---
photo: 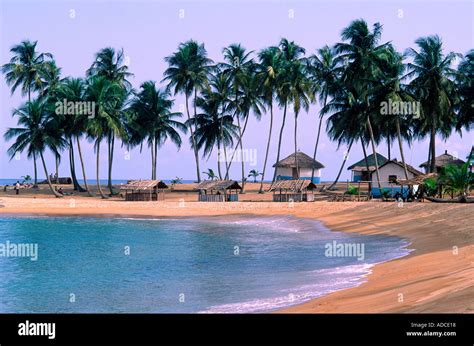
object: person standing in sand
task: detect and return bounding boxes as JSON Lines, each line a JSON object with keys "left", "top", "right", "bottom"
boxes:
{"left": 15, "top": 181, "right": 20, "bottom": 195}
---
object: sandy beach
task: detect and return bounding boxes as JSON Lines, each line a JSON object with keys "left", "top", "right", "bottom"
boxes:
{"left": 0, "top": 183, "right": 472, "bottom": 313}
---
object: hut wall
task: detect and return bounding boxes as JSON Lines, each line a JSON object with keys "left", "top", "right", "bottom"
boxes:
{"left": 198, "top": 193, "right": 239, "bottom": 202}
{"left": 273, "top": 193, "right": 313, "bottom": 202}
{"left": 275, "top": 167, "right": 321, "bottom": 183}
{"left": 125, "top": 192, "right": 165, "bottom": 201}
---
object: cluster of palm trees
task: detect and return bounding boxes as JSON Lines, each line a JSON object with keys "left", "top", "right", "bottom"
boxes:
{"left": 2, "top": 19, "right": 472, "bottom": 198}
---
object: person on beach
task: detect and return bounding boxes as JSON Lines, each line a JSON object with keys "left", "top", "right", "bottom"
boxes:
{"left": 15, "top": 181, "right": 20, "bottom": 195}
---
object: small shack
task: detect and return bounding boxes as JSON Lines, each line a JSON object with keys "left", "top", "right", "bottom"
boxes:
{"left": 347, "top": 153, "right": 388, "bottom": 182}
{"left": 269, "top": 179, "right": 317, "bottom": 202}
{"left": 273, "top": 151, "right": 324, "bottom": 183}
{"left": 196, "top": 180, "right": 242, "bottom": 202}
{"left": 397, "top": 173, "right": 438, "bottom": 201}
{"left": 120, "top": 180, "right": 168, "bottom": 201}
{"left": 419, "top": 150, "right": 466, "bottom": 174}
{"left": 370, "top": 160, "right": 423, "bottom": 198}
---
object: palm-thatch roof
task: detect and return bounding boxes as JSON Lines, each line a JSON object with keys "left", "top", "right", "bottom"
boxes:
{"left": 378, "top": 160, "right": 424, "bottom": 176}
{"left": 120, "top": 180, "right": 168, "bottom": 191}
{"left": 273, "top": 152, "right": 324, "bottom": 169}
{"left": 269, "top": 179, "right": 317, "bottom": 192}
{"left": 347, "top": 153, "right": 388, "bottom": 171}
{"left": 419, "top": 150, "right": 466, "bottom": 169}
{"left": 397, "top": 173, "right": 438, "bottom": 185}
{"left": 196, "top": 180, "right": 242, "bottom": 191}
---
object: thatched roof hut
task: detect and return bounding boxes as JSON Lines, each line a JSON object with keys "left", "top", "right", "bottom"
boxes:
{"left": 419, "top": 150, "right": 466, "bottom": 173}
{"left": 269, "top": 179, "right": 316, "bottom": 202}
{"left": 196, "top": 180, "right": 242, "bottom": 202}
{"left": 120, "top": 180, "right": 168, "bottom": 201}
{"left": 273, "top": 151, "right": 325, "bottom": 183}
{"left": 396, "top": 173, "right": 438, "bottom": 186}
{"left": 347, "top": 153, "right": 388, "bottom": 182}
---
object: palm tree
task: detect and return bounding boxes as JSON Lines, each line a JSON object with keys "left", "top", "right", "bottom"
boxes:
{"left": 367, "top": 45, "right": 415, "bottom": 180}
{"left": 127, "top": 81, "right": 186, "bottom": 179}
{"left": 202, "top": 168, "right": 217, "bottom": 180}
{"left": 456, "top": 50, "right": 473, "bottom": 132}
{"left": 163, "top": 40, "right": 214, "bottom": 183}
{"left": 55, "top": 77, "right": 92, "bottom": 195}
{"left": 87, "top": 47, "right": 133, "bottom": 194}
{"left": 220, "top": 44, "right": 262, "bottom": 190}
{"left": 272, "top": 39, "right": 306, "bottom": 182}
{"left": 85, "top": 76, "right": 126, "bottom": 198}
{"left": 307, "top": 45, "right": 339, "bottom": 182}
{"left": 191, "top": 76, "right": 239, "bottom": 180}
{"left": 405, "top": 35, "right": 459, "bottom": 173}
{"left": 2, "top": 40, "right": 53, "bottom": 186}
{"left": 248, "top": 169, "right": 262, "bottom": 182}
{"left": 256, "top": 47, "right": 281, "bottom": 192}
{"left": 334, "top": 19, "right": 393, "bottom": 191}
{"left": 4, "top": 98, "right": 66, "bottom": 197}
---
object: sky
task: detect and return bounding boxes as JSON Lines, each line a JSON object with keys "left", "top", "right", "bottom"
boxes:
{"left": 0, "top": 0, "right": 473, "bottom": 181}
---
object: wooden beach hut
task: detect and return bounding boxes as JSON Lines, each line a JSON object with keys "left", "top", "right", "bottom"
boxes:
{"left": 196, "top": 180, "right": 242, "bottom": 202}
{"left": 120, "top": 180, "right": 168, "bottom": 201}
{"left": 273, "top": 151, "right": 324, "bottom": 183}
{"left": 269, "top": 179, "right": 317, "bottom": 202}
{"left": 397, "top": 172, "right": 438, "bottom": 201}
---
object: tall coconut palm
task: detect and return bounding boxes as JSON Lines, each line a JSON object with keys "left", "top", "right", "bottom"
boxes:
{"left": 127, "top": 81, "right": 186, "bottom": 179}
{"left": 279, "top": 39, "right": 312, "bottom": 179}
{"left": 307, "top": 45, "right": 339, "bottom": 182}
{"left": 219, "top": 44, "right": 258, "bottom": 189}
{"left": 55, "top": 77, "right": 91, "bottom": 194}
{"left": 334, "top": 19, "right": 393, "bottom": 191}
{"left": 371, "top": 46, "right": 415, "bottom": 179}
{"left": 1, "top": 40, "right": 53, "bottom": 186}
{"left": 271, "top": 39, "right": 307, "bottom": 182}
{"left": 163, "top": 40, "right": 214, "bottom": 183}
{"left": 4, "top": 98, "right": 66, "bottom": 197}
{"left": 256, "top": 47, "right": 281, "bottom": 192}
{"left": 405, "top": 35, "right": 460, "bottom": 173}
{"left": 192, "top": 87, "right": 239, "bottom": 179}
{"left": 87, "top": 47, "right": 133, "bottom": 194}
{"left": 456, "top": 50, "right": 473, "bottom": 132}
{"left": 85, "top": 76, "right": 125, "bottom": 198}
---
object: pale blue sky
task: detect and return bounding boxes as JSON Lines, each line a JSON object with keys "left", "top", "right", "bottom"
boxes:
{"left": 0, "top": 0, "right": 472, "bottom": 181}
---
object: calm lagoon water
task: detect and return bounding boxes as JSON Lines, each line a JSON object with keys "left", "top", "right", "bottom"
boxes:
{"left": 0, "top": 215, "right": 411, "bottom": 313}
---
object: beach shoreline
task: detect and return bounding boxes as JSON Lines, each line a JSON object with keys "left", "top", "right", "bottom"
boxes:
{"left": 0, "top": 192, "right": 472, "bottom": 313}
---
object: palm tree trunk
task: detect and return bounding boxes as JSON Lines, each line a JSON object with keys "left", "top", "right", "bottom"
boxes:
{"left": 55, "top": 154, "right": 59, "bottom": 180}
{"left": 107, "top": 133, "right": 115, "bottom": 195}
{"left": 311, "top": 96, "right": 326, "bottom": 182}
{"left": 259, "top": 102, "right": 274, "bottom": 193}
{"left": 367, "top": 116, "right": 382, "bottom": 191}
{"left": 69, "top": 137, "right": 85, "bottom": 192}
{"left": 217, "top": 134, "right": 223, "bottom": 180}
{"left": 151, "top": 138, "right": 155, "bottom": 180}
{"left": 39, "top": 152, "right": 63, "bottom": 198}
{"left": 272, "top": 102, "right": 288, "bottom": 183}
{"left": 154, "top": 137, "right": 158, "bottom": 179}
{"left": 96, "top": 140, "right": 108, "bottom": 199}
{"left": 76, "top": 137, "right": 92, "bottom": 196}
{"left": 32, "top": 151, "right": 38, "bottom": 187}
{"left": 236, "top": 114, "right": 246, "bottom": 192}
{"left": 396, "top": 117, "right": 409, "bottom": 180}
{"left": 185, "top": 94, "right": 201, "bottom": 182}
{"left": 429, "top": 114, "right": 437, "bottom": 173}
{"left": 224, "top": 145, "right": 229, "bottom": 179}
{"left": 328, "top": 139, "right": 354, "bottom": 190}
{"left": 294, "top": 113, "right": 299, "bottom": 179}
{"left": 387, "top": 137, "right": 391, "bottom": 160}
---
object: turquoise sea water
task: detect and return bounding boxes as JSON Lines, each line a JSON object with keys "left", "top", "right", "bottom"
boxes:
{"left": 0, "top": 215, "right": 411, "bottom": 313}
